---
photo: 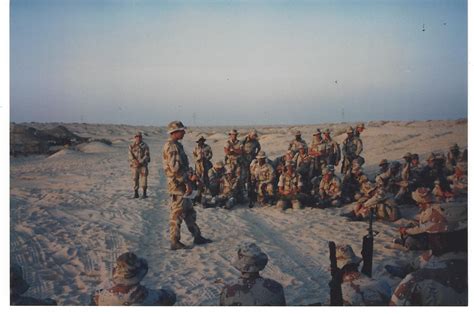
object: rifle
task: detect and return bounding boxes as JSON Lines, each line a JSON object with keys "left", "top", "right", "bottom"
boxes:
{"left": 328, "top": 241, "right": 343, "bottom": 306}
{"left": 248, "top": 179, "right": 257, "bottom": 208}
{"left": 361, "top": 208, "right": 377, "bottom": 277}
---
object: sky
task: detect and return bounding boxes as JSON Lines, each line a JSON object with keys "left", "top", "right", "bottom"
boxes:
{"left": 10, "top": 0, "right": 468, "bottom": 126}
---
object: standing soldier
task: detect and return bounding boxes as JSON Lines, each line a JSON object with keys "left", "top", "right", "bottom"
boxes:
{"left": 446, "top": 143, "right": 461, "bottom": 174}
{"left": 309, "top": 129, "right": 326, "bottom": 177}
{"left": 277, "top": 160, "right": 304, "bottom": 210}
{"left": 193, "top": 136, "right": 213, "bottom": 187}
{"left": 288, "top": 130, "right": 308, "bottom": 155}
{"left": 241, "top": 129, "right": 261, "bottom": 194}
{"left": 128, "top": 132, "right": 150, "bottom": 199}
{"left": 251, "top": 151, "right": 276, "bottom": 206}
{"left": 322, "top": 129, "right": 341, "bottom": 167}
{"left": 162, "top": 121, "right": 212, "bottom": 250}
{"left": 220, "top": 243, "right": 286, "bottom": 306}
{"left": 341, "top": 127, "right": 363, "bottom": 175}
{"left": 224, "top": 129, "right": 243, "bottom": 174}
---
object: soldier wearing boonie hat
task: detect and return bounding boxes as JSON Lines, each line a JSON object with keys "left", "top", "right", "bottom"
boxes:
{"left": 241, "top": 129, "right": 261, "bottom": 198}
{"left": 288, "top": 130, "right": 308, "bottom": 155}
{"left": 128, "top": 131, "right": 151, "bottom": 199}
{"left": 220, "top": 243, "right": 286, "bottom": 306}
{"left": 334, "top": 244, "right": 391, "bottom": 305}
{"left": 321, "top": 128, "right": 341, "bottom": 169}
{"left": 193, "top": 135, "right": 213, "bottom": 188}
{"left": 317, "top": 165, "right": 342, "bottom": 208}
{"left": 250, "top": 151, "right": 276, "bottom": 206}
{"left": 276, "top": 159, "right": 303, "bottom": 210}
{"left": 341, "top": 126, "right": 363, "bottom": 175}
{"left": 224, "top": 129, "right": 243, "bottom": 174}
{"left": 390, "top": 205, "right": 467, "bottom": 305}
{"left": 92, "top": 252, "right": 176, "bottom": 306}
{"left": 162, "top": 121, "right": 212, "bottom": 250}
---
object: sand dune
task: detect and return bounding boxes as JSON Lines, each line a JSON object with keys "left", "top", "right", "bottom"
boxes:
{"left": 10, "top": 120, "right": 467, "bottom": 305}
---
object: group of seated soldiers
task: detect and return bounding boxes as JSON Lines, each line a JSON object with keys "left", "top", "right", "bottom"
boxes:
{"left": 191, "top": 127, "right": 467, "bottom": 217}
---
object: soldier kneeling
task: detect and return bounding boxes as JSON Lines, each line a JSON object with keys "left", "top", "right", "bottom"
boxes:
{"left": 317, "top": 165, "right": 342, "bottom": 208}
{"left": 276, "top": 160, "right": 304, "bottom": 210}
{"left": 215, "top": 166, "right": 243, "bottom": 210}
{"left": 220, "top": 243, "right": 286, "bottom": 306}
{"left": 91, "top": 252, "right": 176, "bottom": 306}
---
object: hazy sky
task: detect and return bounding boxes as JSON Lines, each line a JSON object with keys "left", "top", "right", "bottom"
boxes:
{"left": 10, "top": 0, "right": 467, "bottom": 126}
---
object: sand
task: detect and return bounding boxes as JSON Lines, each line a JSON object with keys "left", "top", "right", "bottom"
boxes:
{"left": 10, "top": 120, "right": 467, "bottom": 305}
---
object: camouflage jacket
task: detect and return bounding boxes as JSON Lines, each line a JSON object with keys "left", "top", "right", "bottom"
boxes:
{"left": 288, "top": 139, "right": 308, "bottom": 154}
{"left": 309, "top": 137, "right": 326, "bottom": 156}
{"left": 390, "top": 252, "right": 467, "bottom": 305}
{"left": 193, "top": 144, "right": 213, "bottom": 163}
{"left": 319, "top": 176, "right": 342, "bottom": 198}
{"left": 220, "top": 274, "right": 286, "bottom": 306}
{"left": 322, "top": 138, "right": 341, "bottom": 161}
{"left": 241, "top": 137, "right": 261, "bottom": 162}
{"left": 92, "top": 284, "right": 176, "bottom": 306}
{"left": 162, "top": 139, "right": 190, "bottom": 195}
{"left": 340, "top": 271, "right": 391, "bottom": 306}
{"left": 225, "top": 139, "right": 243, "bottom": 161}
{"left": 342, "top": 137, "right": 363, "bottom": 158}
{"left": 252, "top": 163, "right": 275, "bottom": 184}
{"left": 128, "top": 141, "right": 150, "bottom": 168}
{"left": 293, "top": 152, "right": 313, "bottom": 170}
{"left": 447, "top": 174, "right": 468, "bottom": 195}
{"left": 208, "top": 167, "right": 225, "bottom": 186}
{"left": 278, "top": 172, "right": 303, "bottom": 193}
{"left": 220, "top": 175, "right": 240, "bottom": 197}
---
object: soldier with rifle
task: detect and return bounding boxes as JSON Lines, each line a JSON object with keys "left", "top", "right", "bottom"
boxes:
{"left": 128, "top": 132, "right": 150, "bottom": 199}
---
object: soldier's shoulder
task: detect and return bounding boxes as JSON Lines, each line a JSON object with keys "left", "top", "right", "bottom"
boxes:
{"left": 163, "top": 140, "right": 178, "bottom": 152}
{"left": 261, "top": 278, "right": 284, "bottom": 294}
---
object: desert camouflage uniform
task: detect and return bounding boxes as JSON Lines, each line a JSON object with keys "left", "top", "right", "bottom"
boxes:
{"left": 241, "top": 135, "right": 261, "bottom": 185}
{"left": 341, "top": 271, "right": 392, "bottom": 306}
{"left": 318, "top": 175, "right": 342, "bottom": 207}
{"left": 321, "top": 136, "right": 341, "bottom": 167}
{"left": 162, "top": 138, "right": 202, "bottom": 244}
{"left": 447, "top": 173, "right": 467, "bottom": 196}
{"left": 309, "top": 134, "right": 327, "bottom": 176}
{"left": 277, "top": 172, "right": 303, "bottom": 209}
{"left": 390, "top": 252, "right": 467, "bottom": 305}
{"left": 208, "top": 164, "right": 226, "bottom": 196}
{"left": 225, "top": 138, "right": 243, "bottom": 172}
{"left": 252, "top": 162, "right": 275, "bottom": 203}
{"left": 341, "top": 135, "right": 363, "bottom": 175}
{"left": 288, "top": 138, "right": 308, "bottom": 155}
{"left": 128, "top": 141, "right": 150, "bottom": 191}
{"left": 193, "top": 143, "right": 213, "bottom": 185}
{"left": 216, "top": 170, "right": 242, "bottom": 209}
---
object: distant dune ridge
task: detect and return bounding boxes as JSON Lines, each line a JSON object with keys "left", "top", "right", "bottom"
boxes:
{"left": 10, "top": 120, "right": 467, "bottom": 305}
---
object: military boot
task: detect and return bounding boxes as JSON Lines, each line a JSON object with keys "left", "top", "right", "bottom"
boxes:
{"left": 134, "top": 190, "right": 139, "bottom": 198}
{"left": 142, "top": 188, "right": 147, "bottom": 199}
{"left": 170, "top": 241, "right": 187, "bottom": 250}
{"left": 194, "top": 235, "right": 213, "bottom": 245}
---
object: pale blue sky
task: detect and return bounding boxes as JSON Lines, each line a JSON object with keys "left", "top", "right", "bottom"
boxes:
{"left": 10, "top": 0, "right": 467, "bottom": 126}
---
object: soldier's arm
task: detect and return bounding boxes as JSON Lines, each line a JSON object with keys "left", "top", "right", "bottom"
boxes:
{"left": 355, "top": 139, "right": 363, "bottom": 156}
{"left": 206, "top": 146, "right": 213, "bottom": 160}
{"left": 140, "top": 144, "right": 151, "bottom": 165}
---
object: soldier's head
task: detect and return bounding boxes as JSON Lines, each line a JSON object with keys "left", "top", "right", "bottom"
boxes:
{"left": 134, "top": 132, "right": 143, "bottom": 144}
{"left": 299, "top": 146, "right": 307, "bottom": 155}
{"left": 379, "top": 159, "right": 389, "bottom": 171}
{"left": 168, "top": 121, "right": 186, "bottom": 140}
{"left": 256, "top": 151, "right": 267, "bottom": 165}
{"left": 231, "top": 242, "right": 268, "bottom": 274}
{"left": 450, "top": 143, "right": 460, "bottom": 154}
{"left": 196, "top": 136, "right": 206, "bottom": 145}
{"left": 345, "top": 127, "right": 354, "bottom": 138}
{"left": 112, "top": 252, "right": 148, "bottom": 287}
{"left": 285, "top": 150, "right": 294, "bottom": 161}
{"left": 358, "top": 175, "right": 369, "bottom": 183}
{"left": 411, "top": 187, "right": 433, "bottom": 208}
{"left": 228, "top": 129, "right": 238, "bottom": 140}
{"left": 295, "top": 130, "right": 302, "bottom": 140}
{"left": 335, "top": 244, "right": 362, "bottom": 271}
{"left": 313, "top": 129, "right": 322, "bottom": 140}
{"left": 285, "top": 160, "right": 296, "bottom": 173}
{"left": 323, "top": 128, "right": 331, "bottom": 139}
{"left": 322, "top": 165, "right": 334, "bottom": 179}
{"left": 426, "top": 153, "right": 436, "bottom": 167}
{"left": 411, "top": 153, "right": 419, "bottom": 166}
{"left": 403, "top": 152, "right": 412, "bottom": 163}
{"left": 356, "top": 123, "right": 365, "bottom": 134}
{"left": 249, "top": 129, "right": 258, "bottom": 140}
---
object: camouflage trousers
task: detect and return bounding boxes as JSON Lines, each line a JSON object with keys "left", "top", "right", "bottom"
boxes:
{"left": 257, "top": 182, "right": 274, "bottom": 203}
{"left": 169, "top": 194, "right": 201, "bottom": 243}
{"left": 277, "top": 195, "right": 303, "bottom": 210}
{"left": 131, "top": 166, "right": 148, "bottom": 191}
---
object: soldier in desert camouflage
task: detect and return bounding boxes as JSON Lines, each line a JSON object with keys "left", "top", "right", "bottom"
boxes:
{"left": 354, "top": 123, "right": 365, "bottom": 138}
{"left": 447, "top": 162, "right": 467, "bottom": 197}
{"left": 341, "top": 127, "right": 363, "bottom": 175}
{"left": 91, "top": 252, "right": 176, "bottom": 306}
{"left": 220, "top": 243, "right": 286, "bottom": 306}
{"left": 390, "top": 205, "right": 467, "bottom": 305}
{"left": 215, "top": 165, "right": 243, "bottom": 210}
{"left": 446, "top": 143, "right": 462, "bottom": 174}
{"left": 321, "top": 128, "right": 341, "bottom": 167}
{"left": 288, "top": 130, "right": 308, "bottom": 155}
{"left": 334, "top": 244, "right": 391, "bottom": 305}
{"left": 317, "top": 165, "right": 342, "bottom": 208}
{"left": 241, "top": 129, "right": 261, "bottom": 194}
{"left": 251, "top": 151, "right": 276, "bottom": 206}
{"left": 162, "top": 121, "right": 212, "bottom": 250}
{"left": 128, "top": 132, "right": 150, "bottom": 199}
{"left": 192, "top": 136, "right": 213, "bottom": 187}
{"left": 309, "top": 129, "right": 326, "bottom": 177}
{"left": 276, "top": 160, "right": 304, "bottom": 210}
{"left": 224, "top": 129, "right": 243, "bottom": 174}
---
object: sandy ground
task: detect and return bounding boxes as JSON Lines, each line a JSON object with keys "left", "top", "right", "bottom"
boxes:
{"left": 10, "top": 120, "right": 467, "bottom": 305}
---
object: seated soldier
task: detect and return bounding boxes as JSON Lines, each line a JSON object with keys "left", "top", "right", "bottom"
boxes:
{"left": 341, "top": 160, "right": 364, "bottom": 203}
{"left": 317, "top": 165, "right": 342, "bottom": 208}
{"left": 390, "top": 206, "right": 467, "bottom": 305}
{"left": 276, "top": 160, "right": 304, "bottom": 210}
{"left": 91, "top": 252, "right": 176, "bottom": 306}
{"left": 207, "top": 161, "right": 225, "bottom": 197}
{"left": 215, "top": 166, "right": 243, "bottom": 210}
{"left": 11, "top": 263, "right": 57, "bottom": 305}
{"left": 344, "top": 188, "right": 400, "bottom": 222}
{"left": 293, "top": 146, "right": 314, "bottom": 193}
{"left": 220, "top": 243, "right": 286, "bottom": 306}
{"left": 432, "top": 179, "right": 454, "bottom": 203}
{"left": 334, "top": 245, "right": 391, "bottom": 306}
{"left": 447, "top": 162, "right": 467, "bottom": 197}
{"left": 251, "top": 151, "right": 276, "bottom": 206}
